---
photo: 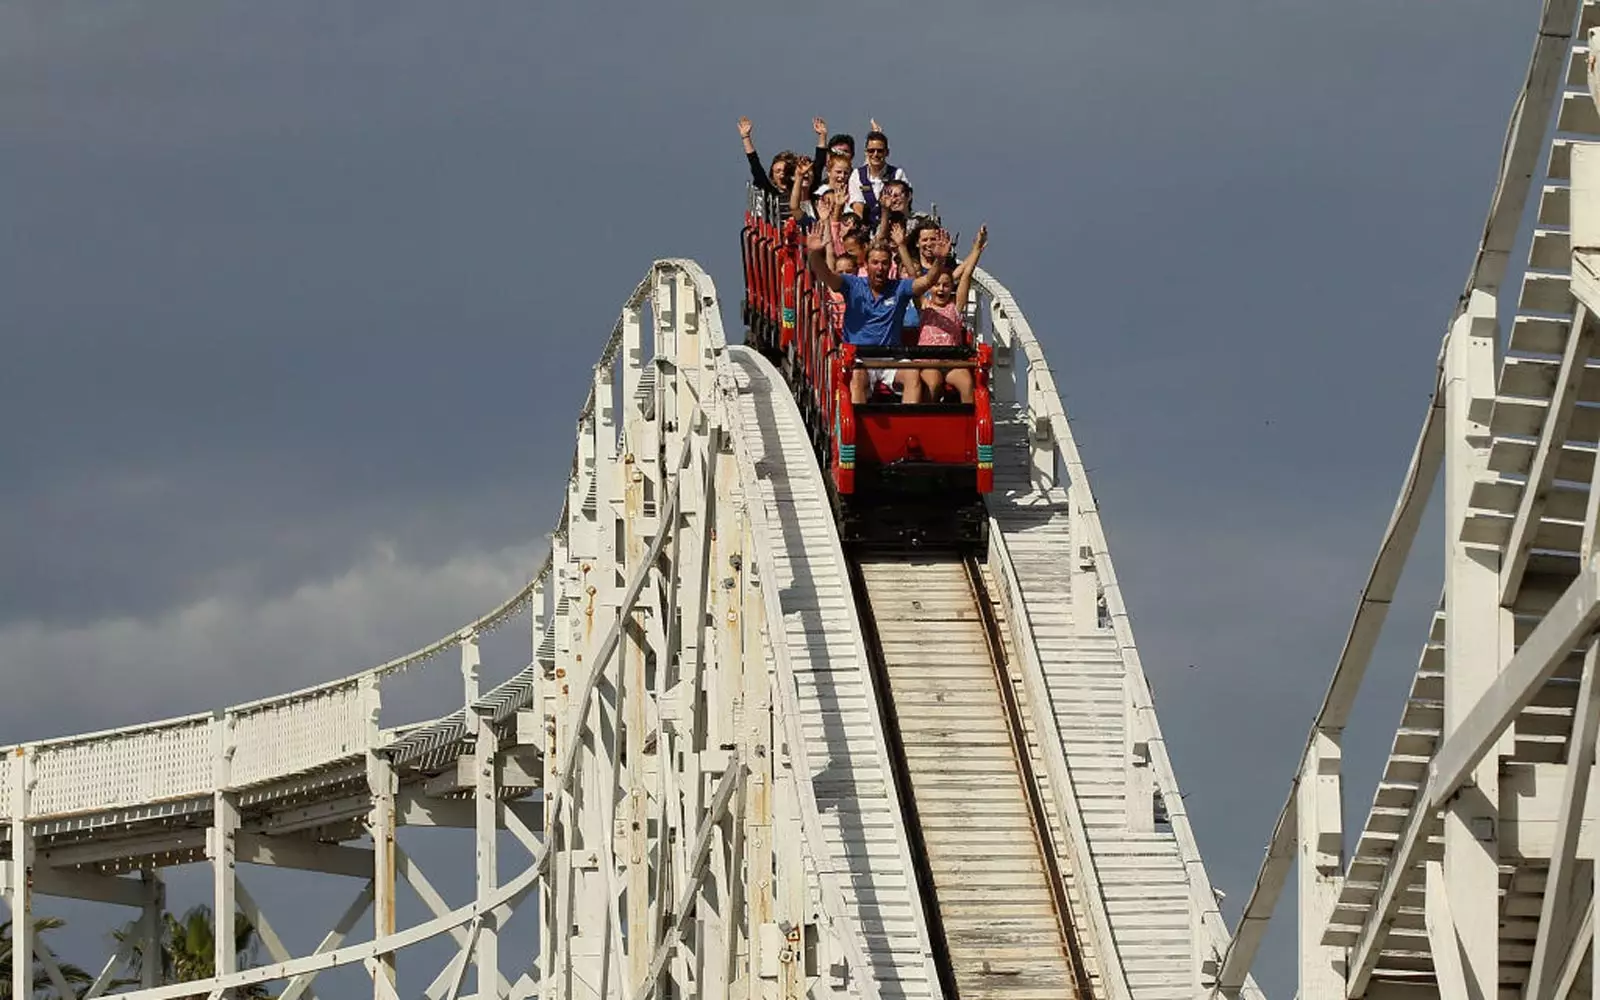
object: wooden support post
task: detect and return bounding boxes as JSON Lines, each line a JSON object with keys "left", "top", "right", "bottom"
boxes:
{"left": 1027, "top": 369, "right": 1056, "bottom": 490}
{"left": 742, "top": 512, "right": 774, "bottom": 1000}
{"left": 9, "top": 747, "right": 32, "bottom": 1000}
{"left": 363, "top": 675, "right": 397, "bottom": 1000}
{"left": 213, "top": 714, "right": 239, "bottom": 996}
{"left": 1442, "top": 290, "right": 1501, "bottom": 1000}
{"left": 1297, "top": 731, "right": 1345, "bottom": 1000}
{"left": 140, "top": 868, "right": 165, "bottom": 990}
{"left": 475, "top": 705, "right": 501, "bottom": 999}
{"left": 622, "top": 372, "right": 652, "bottom": 995}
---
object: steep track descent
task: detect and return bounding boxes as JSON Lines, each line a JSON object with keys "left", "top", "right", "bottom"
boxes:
{"left": 854, "top": 555, "right": 1095, "bottom": 1000}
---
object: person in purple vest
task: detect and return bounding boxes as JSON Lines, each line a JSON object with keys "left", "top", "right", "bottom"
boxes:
{"left": 847, "top": 127, "right": 908, "bottom": 232}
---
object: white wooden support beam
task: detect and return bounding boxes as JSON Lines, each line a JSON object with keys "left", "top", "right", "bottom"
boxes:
{"left": 1297, "top": 732, "right": 1345, "bottom": 1000}
{"left": 1556, "top": 898, "right": 1594, "bottom": 1000}
{"left": 397, "top": 790, "right": 539, "bottom": 830}
{"left": 141, "top": 868, "right": 165, "bottom": 990}
{"left": 1527, "top": 645, "right": 1600, "bottom": 1000}
{"left": 31, "top": 867, "right": 146, "bottom": 907}
{"left": 395, "top": 848, "right": 512, "bottom": 997}
{"left": 639, "top": 764, "right": 742, "bottom": 994}
{"left": 212, "top": 713, "right": 240, "bottom": 992}
{"left": 30, "top": 926, "right": 75, "bottom": 1000}
{"left": 256, "top": 878, "right": 374, "bottom": 1000}
{"left": 740, "top": 521, "right": 774, "bottom": 998}
{"left": 1430, "top": 554, "right": 1600, "bottom": 801}
{"left": 1348, "top": 297, "right": 1521, "bottom": 997}
{"left": 474, "top": 706, "right": 501, "bottom": 1000}
{"left": 423, "top": 748, "right": 543, "bottom": 797}
{"left": 235, "top": 880, "right": 296, "bottom": 972}
{"left": 1527, "top": 408, "right": 1600, "bottom": 1000}
{"left": 622, "top": 441, "right": 652, "bottom": 999}
{"left": 10, "top": 747, "right": 32, "bottom": 1000}
{"left": 1442, "top": 290, "right": 1500, "bottom": 1000}
{"left": 362, "top": 674, "right": 397, "bottom": 1000}
{"left": 1423, "top": 862, "right": 1471, "bottom": 1000}
{"left": 235, "top": 832, "right": 375, "bottom": 879}
{"left": 84, "top": 934, "right": 138, "bottom": 1000}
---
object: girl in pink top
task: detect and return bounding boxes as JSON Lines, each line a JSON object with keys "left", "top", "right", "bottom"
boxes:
{"left": 912, "top": 224, "right": 987, "bottom": 404}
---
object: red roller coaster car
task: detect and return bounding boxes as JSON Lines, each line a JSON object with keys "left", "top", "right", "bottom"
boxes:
{"left": 741, "top": 189, "right": 993, "bottom": 550}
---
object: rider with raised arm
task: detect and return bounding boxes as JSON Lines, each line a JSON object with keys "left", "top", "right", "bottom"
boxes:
{"left": 848, "top": 121, "right": 908, "bottom": 232}
{"left": 807, "top": 224, "right": 949, "bottom": 404}
{"left": 737, "top": 116, "right": 801, "bottom": 216}
{"left": 908, "top": 225, "right": 987, "bottom": 404}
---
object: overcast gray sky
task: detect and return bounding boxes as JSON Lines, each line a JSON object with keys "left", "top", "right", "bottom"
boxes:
{"left": 1, "top": 1, "right": 1542, "bottom": 994}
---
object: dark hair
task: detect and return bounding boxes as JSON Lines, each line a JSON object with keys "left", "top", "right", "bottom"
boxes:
{"left": 907, "top": 218, "right": 935, "bottom": 251}
{"left": 864, "top": 130, "right": 889, "bottom": 147}
{"left": 886, "top": 179, "right": 912, "bottom": 198}
{"left": 827, "top": 133, "right": 855, "bottom": 154}
{"left": 770, "top": 151, "right": 798, "bottom": 188}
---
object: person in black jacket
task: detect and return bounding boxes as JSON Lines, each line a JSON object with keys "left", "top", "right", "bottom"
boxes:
{"left": 738, "top": 116, "right": 830, "bottom": 219}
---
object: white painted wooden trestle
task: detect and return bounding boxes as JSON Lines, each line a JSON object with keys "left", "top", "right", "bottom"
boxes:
{"left": 2, "top": 254, "right": 1250, "bottom": 999}
{"left": 1212, "top": 4, "right": 1600, "bottom": 1000}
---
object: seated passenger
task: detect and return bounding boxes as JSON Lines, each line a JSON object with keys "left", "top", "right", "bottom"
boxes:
{"left": 806, "top": 229, "right": 948, "bottom": 404}
{"left": 737, "top": 116, "right": 798, "bottom": 216}
{"left": 825, "top": 251, "right": 857, "bottom": 334}
{"left": 871, "top": 180, "right": 914, "bottom": 246}
{"left": 815, "top": 191, "right": 866, "bottom": 259}
{"left": 813, "top": 153, "right": 854, "bottom": 217}
{"left": 907, "top": 226, "right": 986, "bottom": 405}
{"left": 788, "top": 155, "right": 818, "bottom": 223}
{"left": 848, "top": 129, "right": 908, "bottom": 231}
{"left": 807, "top": 119, "right": 847, "bottom": 189}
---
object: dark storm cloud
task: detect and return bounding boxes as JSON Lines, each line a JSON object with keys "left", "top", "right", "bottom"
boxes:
{"left": 0, "top": 1, "right": 1542, "bottom": 992}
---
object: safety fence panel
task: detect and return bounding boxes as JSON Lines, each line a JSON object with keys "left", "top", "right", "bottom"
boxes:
{"left": 229, "top": 681, "right": 369, "bottom": 788}
{"left": 28, "top": 716, "right": 216, "bottom": 818}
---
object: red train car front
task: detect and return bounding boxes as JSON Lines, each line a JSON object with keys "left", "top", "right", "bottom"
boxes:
{"left": 745, "top": 191, "right": 994, "bottom": 552}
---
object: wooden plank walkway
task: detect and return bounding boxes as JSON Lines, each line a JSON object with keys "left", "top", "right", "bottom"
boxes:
{"left": 730, "top": 348, "right": 940, "bottom": 1000}
{"left": 989, "top": 405, "right": 1197, "bottom": 1000}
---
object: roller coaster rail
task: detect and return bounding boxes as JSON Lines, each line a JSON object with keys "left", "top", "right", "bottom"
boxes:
{"left": 1, "top": 245, "right": 1261, "bottom": 1000}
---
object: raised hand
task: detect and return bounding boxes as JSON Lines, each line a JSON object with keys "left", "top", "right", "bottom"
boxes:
{"left": 806, "top": 225, "right": 828, "bottom": 254}
{"left": 930, "top": 228, "right": 953, "bottom": 260}
{"left": 869, "top": 117, "right": 882, "bottom": 133}
{"left": 813, "top": 116, "right": 827, "bottom": 139}
{"left": 889, "top": 220, "right": 907, "bottom": 247}
{"left": 737, "top": 116, "right": 754, "bottom": 140}
{"left": 972, "top": 224, "right": 988, "bottom": 253}
{"left": 818, "top": 190, "right": 837, "bottom": 218}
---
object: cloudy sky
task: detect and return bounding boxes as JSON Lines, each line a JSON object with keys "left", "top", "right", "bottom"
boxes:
{"left": 1, "top": 1, "right": 1543, "bottom": 994}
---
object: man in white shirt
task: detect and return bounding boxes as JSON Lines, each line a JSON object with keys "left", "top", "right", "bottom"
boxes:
{"left": 847, "top": 130, "right": 908, "bottom": 232}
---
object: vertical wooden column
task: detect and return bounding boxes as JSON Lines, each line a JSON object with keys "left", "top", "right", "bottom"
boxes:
{"left": 623, "top": 299, "right": 654, "bottom": 995}
{"left": 741, "top": 509, "right": 774, "bottom": 1000}
{"left": 9, "top": 747, "right": 32, "bottom": 1000}
{"left": 1027, "top": 368, "right": 1057, "bottom": 491}
{"left": 362, "top": 674, "right": 397, "bottom": 999}
{"left": 212, "top": 713, "right": 239, "bottom": 996}
{"left": 140, "top": 868, "right": 166, "bottom": 989}
{"left": 1296, "top": 731, "right": 1344, "bottom": 999}
{"left": 475, "top": 704, "right": 501, "bottom": 998}
{"left": 1442, "top": 289, "right": 1502, "bottom": 1000}
{"left": 545, "top": 535, "right": 574, "bottom": 1000}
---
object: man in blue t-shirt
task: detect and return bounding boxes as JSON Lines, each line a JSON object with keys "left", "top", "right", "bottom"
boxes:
{"left": 806, "top": 225, "right": 950, "bottom": 403}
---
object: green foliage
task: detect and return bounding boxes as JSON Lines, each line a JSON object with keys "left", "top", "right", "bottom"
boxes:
{"left": 0, "top": 917, "right": 94, "bottom": 1000}
{"left": 115, "top": 905, "right": 273, "bottom": 999}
